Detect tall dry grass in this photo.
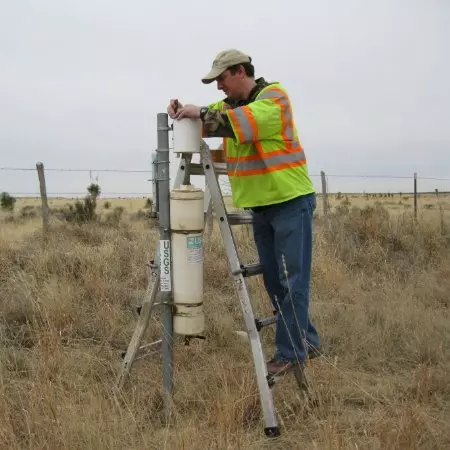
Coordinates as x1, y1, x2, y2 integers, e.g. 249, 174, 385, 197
0, 201, 449, 449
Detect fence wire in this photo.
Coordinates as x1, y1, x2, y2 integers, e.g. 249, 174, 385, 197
1, 166, 449, 199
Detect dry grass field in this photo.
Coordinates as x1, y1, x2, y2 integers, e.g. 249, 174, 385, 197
1, 192, 449, 449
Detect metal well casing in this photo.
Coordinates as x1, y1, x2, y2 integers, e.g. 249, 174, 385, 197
170, 186, 205, 335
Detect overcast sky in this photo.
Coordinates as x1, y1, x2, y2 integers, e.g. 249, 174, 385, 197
1, 0, 449, 197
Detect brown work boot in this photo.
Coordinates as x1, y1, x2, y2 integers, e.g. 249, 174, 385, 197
266, 359, 299, 376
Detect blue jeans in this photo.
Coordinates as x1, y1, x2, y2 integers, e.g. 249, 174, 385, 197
251, 193, 320, 363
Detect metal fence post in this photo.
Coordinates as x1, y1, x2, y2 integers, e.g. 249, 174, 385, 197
156, 113, 174, 423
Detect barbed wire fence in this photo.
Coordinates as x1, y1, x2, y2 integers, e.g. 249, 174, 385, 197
2, 165, 449, 190
0, 164, 233, 197
1, 163, 449, 224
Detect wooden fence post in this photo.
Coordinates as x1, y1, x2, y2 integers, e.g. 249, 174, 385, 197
413, 172, 418, 221
36, 162, 49, 236
321, 170, 328, 216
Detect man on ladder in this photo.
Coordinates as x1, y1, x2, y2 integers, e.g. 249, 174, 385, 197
167, 48, 321, 376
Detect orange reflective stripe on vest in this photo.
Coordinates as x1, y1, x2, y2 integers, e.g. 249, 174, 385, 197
258, 87, 294, 141
227, 146, 306, 176
226, 85, 299, 150
226, 86, 306, 176
227, 106, 258, 143
226, 140, 302, 163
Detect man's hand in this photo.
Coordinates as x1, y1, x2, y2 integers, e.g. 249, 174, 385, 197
173, 104, 201, 120
167, 99, 182, 119
168, 98, 201, 120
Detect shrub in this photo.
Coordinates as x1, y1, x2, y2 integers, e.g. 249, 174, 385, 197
20, 205, 37, 219
1, 192, 16, 211
56, 184, 102, 224
87, 183, 101, 199
104, 206, 124, 226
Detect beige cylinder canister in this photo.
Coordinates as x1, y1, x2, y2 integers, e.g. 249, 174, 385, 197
170, 185, 205, 336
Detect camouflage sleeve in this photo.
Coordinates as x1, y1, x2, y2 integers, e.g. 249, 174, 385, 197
202, 109, 235, 138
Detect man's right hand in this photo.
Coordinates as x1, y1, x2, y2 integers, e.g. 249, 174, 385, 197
167, 99, 182, 119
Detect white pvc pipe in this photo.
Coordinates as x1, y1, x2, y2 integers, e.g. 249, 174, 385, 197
172, 118, 202, 154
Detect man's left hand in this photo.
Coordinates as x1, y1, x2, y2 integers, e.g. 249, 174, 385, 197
173, 104, 200, 120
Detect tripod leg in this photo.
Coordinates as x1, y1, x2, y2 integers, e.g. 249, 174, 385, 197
116, 273, 160, 389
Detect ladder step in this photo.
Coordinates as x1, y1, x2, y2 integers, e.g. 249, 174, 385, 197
255, 315, 277, 331
213, 162, 228, 175
227, 212, 255, 225
239, 263, 264, 277
189, 162, 228, 176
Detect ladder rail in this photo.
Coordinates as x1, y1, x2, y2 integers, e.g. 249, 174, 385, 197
200, 147, 279, 435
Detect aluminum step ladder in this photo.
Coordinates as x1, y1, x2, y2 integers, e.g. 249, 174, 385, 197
173, 142, 315, 436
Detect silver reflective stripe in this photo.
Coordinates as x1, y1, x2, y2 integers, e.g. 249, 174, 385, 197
230, 107, 255, 142
258, 89, 285, 100
228, 150, 305, 173
258, 88, 293, 140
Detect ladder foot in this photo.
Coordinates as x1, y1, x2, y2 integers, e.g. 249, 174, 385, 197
267, 374, 278, 389
264, 426, 281, 438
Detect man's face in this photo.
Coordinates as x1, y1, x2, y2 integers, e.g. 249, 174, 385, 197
215, 67, 245, 100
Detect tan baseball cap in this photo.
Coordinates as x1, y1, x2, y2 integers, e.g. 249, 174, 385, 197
201, 49, 251, 84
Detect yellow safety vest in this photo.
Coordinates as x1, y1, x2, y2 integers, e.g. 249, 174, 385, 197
208, 82, 315, 208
